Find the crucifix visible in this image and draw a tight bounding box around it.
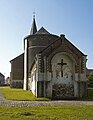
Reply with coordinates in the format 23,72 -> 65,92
57,59 -> 67,77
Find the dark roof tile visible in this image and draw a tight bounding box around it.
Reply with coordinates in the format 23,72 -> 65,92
35,27 -> 50,34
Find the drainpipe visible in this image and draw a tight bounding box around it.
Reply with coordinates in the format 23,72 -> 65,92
24,38 -> 28,90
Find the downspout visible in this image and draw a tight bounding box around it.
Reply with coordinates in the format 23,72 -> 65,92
24,38 -> 28,90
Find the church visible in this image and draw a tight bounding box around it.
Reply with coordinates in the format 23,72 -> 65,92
10,16 -> 87,99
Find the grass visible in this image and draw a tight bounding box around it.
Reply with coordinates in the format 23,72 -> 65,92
0,87 -> 93,120
1,87 -> 93,101
0,87 -> 49,101
0,105 -> 93,120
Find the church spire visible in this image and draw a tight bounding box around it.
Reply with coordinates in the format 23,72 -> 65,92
30,12 -> 37,35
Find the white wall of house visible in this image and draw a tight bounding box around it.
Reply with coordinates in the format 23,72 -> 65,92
29,64 -> 37,96
31,74 -> 36,95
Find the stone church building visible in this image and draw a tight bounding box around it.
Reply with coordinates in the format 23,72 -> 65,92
10,16 -> 87,99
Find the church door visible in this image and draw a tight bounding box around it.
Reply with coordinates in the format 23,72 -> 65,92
51,53 -> 74,99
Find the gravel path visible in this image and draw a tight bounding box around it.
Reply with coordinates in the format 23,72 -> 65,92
0,91 -> 93,107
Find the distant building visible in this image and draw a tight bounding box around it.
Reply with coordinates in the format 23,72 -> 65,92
0,73 -> 5,85
10,53 -> 24,88
10,16 -> 87,99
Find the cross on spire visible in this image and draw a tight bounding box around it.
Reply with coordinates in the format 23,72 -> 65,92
33,11 -> 35,19
58,59 -> 67,77
30,12 -> 37,35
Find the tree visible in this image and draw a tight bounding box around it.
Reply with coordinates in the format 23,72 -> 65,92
87,72 -> 93,87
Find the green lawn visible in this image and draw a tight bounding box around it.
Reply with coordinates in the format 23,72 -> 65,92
0,87 -> 93,120
0,87 -> 49,101
0,105 -> 93,120
1,87 -> 93,101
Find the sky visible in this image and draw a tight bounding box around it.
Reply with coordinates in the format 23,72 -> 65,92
0,0 -> 93,77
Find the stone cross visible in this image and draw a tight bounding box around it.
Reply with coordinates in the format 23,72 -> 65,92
58,59 -> 67,77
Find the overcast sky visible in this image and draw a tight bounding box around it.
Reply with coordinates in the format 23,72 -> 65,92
0,0 -> 93,77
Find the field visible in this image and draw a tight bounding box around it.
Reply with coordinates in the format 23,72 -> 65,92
0,87 -> 93,120
0,87 -> 93,101
0,105 -> 93,120
0,87 -> 49,101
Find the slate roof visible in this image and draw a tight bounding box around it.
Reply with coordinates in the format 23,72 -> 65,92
35,27 -> 50,34
39,34 -> 86,57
